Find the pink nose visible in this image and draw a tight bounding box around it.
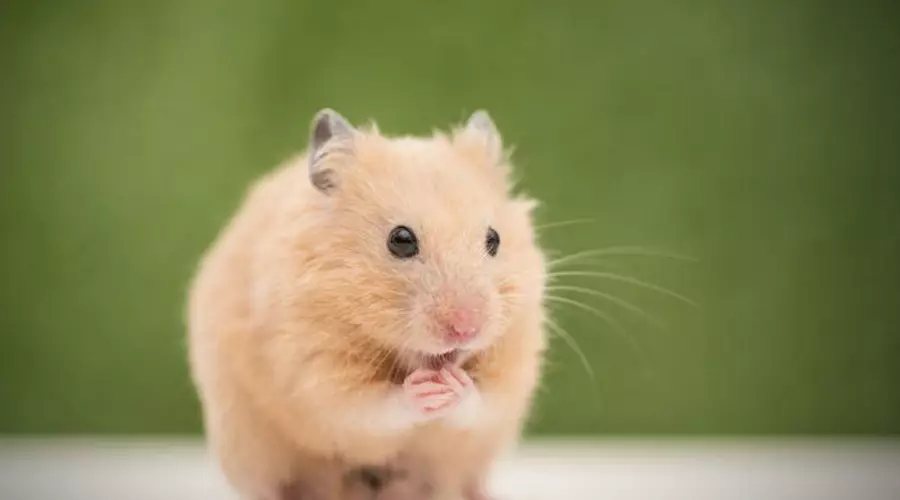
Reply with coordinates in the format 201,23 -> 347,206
443,308 -> 480,342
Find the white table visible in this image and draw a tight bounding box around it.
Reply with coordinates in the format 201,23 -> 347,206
1,437 -> 899,500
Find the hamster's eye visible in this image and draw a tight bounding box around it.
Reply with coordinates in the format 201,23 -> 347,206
486,227 -> 500,257
388,225 -> 419,259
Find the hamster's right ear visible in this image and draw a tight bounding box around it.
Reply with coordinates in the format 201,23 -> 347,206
308,108 -> 356,193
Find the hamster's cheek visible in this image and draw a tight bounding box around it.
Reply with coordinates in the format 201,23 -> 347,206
393,296 -> 437,348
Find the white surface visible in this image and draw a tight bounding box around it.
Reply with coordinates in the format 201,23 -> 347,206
1,437 -> 900,500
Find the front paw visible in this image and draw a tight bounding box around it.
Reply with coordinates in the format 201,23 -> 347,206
402,366 -> 475,421
441,365 -> 484,428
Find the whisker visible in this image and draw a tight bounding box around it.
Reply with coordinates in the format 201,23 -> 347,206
545,295 -> 651,371
548,246 -> 697,268
384,335 -> 414,383
547,285 -> 666,331
545,295 -> 624,334
543,316 -> 595,382
373,322 -> 421,384
548,270 -> 697,307
534,218 -> 594,231
355,320 -> 410,380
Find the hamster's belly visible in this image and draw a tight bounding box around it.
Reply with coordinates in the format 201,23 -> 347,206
402,422 -> 509,492
289,415 -> 410,466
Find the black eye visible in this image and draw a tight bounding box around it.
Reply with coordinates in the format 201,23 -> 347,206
486,227 -> 500,257
388,225 -> 419,259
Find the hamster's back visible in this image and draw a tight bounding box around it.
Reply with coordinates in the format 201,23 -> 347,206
185,156 -> 309,401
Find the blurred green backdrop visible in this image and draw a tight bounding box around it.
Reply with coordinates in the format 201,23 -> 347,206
1,0 -> 899,436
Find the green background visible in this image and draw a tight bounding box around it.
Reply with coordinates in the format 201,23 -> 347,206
2,0 -> 898,436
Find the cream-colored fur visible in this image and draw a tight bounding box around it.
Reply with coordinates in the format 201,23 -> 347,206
186,110 -> 547,500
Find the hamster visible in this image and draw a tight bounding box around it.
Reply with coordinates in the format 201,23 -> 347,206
186,108 -> 549,500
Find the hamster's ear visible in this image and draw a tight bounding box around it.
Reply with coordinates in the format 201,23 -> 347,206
466,110 -> 502,163
456,109 -> 504,167
308,108 -> 356,193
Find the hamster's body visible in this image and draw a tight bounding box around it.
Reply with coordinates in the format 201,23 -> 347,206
186,110 -> 548,500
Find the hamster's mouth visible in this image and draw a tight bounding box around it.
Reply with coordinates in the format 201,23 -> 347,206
386,348 -> 471,385
422,349 -> 461,370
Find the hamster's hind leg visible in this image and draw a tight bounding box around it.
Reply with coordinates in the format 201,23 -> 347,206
276,455 -> 347,500
342,462 -> 436,500
463,483 -> 497,500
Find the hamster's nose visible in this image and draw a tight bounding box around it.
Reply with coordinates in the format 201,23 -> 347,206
443,308 -> 481,343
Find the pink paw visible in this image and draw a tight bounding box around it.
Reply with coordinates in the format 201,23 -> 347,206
403,365 -> 474,420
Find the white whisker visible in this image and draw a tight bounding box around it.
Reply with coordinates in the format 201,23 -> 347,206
547,285 -> 666,331
535,218 -> 594,231
545,295 -> 624,333
543,316 -> 595,382
545,295 -> 651,371
548,246 -> 697,268
548,270 -> 697,307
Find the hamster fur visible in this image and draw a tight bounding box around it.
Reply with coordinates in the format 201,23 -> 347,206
186,109 -> 548,500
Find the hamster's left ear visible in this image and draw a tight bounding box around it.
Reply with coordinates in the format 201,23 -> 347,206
457,109 -> 504,167
308,108 -> 356,193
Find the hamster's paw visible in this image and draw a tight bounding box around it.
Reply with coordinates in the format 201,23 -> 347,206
402,367 -> 470,420
440,365 -> 475,396
441,365 -> 485,428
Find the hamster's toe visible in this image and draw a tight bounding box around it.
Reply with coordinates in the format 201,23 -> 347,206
402,368 -> 461,417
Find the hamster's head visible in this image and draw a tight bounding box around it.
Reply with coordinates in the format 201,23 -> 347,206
298,108 -> 546,369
